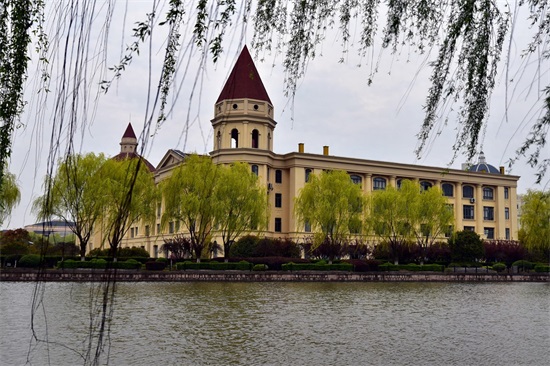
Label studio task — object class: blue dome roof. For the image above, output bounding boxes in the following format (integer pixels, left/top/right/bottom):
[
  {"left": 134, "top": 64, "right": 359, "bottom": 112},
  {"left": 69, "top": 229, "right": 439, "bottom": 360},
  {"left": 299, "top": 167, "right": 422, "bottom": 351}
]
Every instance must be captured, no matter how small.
[{"left": 467, "top": 152, "right": 501, "bottom": 174}]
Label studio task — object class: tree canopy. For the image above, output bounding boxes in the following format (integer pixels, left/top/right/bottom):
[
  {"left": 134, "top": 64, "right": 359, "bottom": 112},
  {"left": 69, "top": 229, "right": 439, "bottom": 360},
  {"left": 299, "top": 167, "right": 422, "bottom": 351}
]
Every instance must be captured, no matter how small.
[
  {"left": 0, "top": 172, "right": 20, "bottom": 226},
  {"left": 519, "top": 189, "right": 550, "bottom": 250}
]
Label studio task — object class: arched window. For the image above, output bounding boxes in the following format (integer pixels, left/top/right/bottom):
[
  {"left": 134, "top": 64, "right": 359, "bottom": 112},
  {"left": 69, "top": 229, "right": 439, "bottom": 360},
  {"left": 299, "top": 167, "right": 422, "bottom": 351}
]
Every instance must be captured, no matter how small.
[
  {"left": 305, "top": 168, "right": 312, "bottom": 182},
  {"left": 373, "top": 177, "right": 387, "bottom": 190},
  {"left": 251, "top": 165, "right": 259, "bottom": 176},
  {"left": 350, "top": 174, "right": 362, "bottom": 185},
  {"left": 420, "top": 181, "right": 433, "bottom": 191},
  {"left": 231, "top": 128, "right": 239, "bottom": 148},
  {"left": 483, "top": 187, "right": 494, "bottom": 200},
  {"left": 252, "top": 129, "right": 259, "bottom": 148},
  {"left": 442, "top": 183, "right": 454, "bottom": 197},
  {"left": 463, "top": 185, "right": 474, "bottom": 198},
  {"left": 216, "top": 131, "right": 221, "bottom": 149}
]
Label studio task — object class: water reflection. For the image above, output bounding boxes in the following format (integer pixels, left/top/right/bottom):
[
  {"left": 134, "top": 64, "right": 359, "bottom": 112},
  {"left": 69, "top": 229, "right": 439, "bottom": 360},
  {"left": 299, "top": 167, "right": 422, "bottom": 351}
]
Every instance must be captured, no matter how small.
[{"left": 1, "top": 282, "right": 548, "bottom": 365}]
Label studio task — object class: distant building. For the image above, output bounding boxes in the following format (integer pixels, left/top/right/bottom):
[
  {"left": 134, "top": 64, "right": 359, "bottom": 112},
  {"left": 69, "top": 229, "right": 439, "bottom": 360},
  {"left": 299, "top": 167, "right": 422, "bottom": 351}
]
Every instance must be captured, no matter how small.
[
  {"left": 90, "top": 46, "right": 520, "bottom": 257},
  {"left": 24, "top": 220, "right": 73, "bottom": 238}
]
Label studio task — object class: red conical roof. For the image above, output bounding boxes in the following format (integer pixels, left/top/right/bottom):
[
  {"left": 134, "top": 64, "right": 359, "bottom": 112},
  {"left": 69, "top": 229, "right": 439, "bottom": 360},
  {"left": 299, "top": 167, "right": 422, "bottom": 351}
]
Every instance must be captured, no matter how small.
[
  {"left": 122, "top": 123, "right": 136, "bottom": 139},
  {"left": 216, "top": 46, "right": 272, "bottom": 104}
]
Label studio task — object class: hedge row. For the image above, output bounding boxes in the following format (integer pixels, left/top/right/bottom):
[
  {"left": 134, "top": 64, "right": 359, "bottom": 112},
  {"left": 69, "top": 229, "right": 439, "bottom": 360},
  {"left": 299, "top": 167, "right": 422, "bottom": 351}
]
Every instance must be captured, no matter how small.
[
  {"left": 57, "top": 259, "right": 142, "bottom": 270},
  {"left": 176, "top": 261, "right": 253, "bottom": 271},
  {"left": 378, "top": 263, "right": 444, "bottom": 272},
  {"left": 281, "top": 262, "right": 354, "bottom": 272}
]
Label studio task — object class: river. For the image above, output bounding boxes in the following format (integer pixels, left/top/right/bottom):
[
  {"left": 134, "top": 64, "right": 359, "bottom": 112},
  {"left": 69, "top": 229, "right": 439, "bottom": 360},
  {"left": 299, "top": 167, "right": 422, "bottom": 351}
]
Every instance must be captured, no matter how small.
[{"left": 1, "top": 281, "right": 549, "bottom": 365}]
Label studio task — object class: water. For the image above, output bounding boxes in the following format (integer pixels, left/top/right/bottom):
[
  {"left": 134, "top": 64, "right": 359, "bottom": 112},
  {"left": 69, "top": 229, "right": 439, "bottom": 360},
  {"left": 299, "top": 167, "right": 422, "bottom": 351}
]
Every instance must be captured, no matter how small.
[{"left": 1, "top": 281, "right": 549, "bottom": 366}]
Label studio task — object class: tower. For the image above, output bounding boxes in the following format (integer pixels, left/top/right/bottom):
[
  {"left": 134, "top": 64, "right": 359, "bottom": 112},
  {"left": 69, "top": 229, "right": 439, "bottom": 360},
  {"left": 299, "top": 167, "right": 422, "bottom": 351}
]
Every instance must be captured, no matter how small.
[
  {"left": 120, "top": 123, "right": 138, "bottom": 154},
  {"left": 211, "top": 46, "right": 276, "bottom": 152}
]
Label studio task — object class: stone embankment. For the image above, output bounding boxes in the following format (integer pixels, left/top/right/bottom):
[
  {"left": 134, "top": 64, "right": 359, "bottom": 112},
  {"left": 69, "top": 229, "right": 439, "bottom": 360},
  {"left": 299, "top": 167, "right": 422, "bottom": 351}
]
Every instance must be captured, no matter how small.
[{"left": 1, "top": 269, "right": 548, "bottom": 282}]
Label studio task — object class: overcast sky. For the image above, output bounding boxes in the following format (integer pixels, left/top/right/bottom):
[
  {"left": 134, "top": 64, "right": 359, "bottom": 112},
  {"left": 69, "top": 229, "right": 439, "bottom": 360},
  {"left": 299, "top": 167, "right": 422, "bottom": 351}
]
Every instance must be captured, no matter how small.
[{"left": 4, "top": 1, "right": 549, "bottom": 230}]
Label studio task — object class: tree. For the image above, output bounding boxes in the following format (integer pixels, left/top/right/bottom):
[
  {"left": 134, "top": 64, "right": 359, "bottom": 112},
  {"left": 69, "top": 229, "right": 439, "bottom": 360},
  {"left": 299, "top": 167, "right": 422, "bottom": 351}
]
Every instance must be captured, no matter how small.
[
  {"left": 448, "top": 230, "right": 484, "bottom": 263},
  {"left": 367, "top": 185, "right": 414, "bottom": 264},
  {"left": 162, "top": 154, "right": 219, "bottom": 261},
  {"left": 0, "top": 228, "right": 32, "bottom": 256},
  {"left": 98, "top": 158, "right": 157, "bottom": 259},
  {"left": 294, "top": 170, "right": 365, "bottom": 261},
  {"left": 0, "top": 171, "right": 20, "bottom": 226},
  {"left": 215, "top": 162, "right": 268, "bottom": 259},
  {"left": 404, "top": 180, "right": 455, "bottom": 264},
  {"left": 519, "top": 190, "right": 550, "bottom": 251},
  {"left": 161, "top": 235, "right": 192, "bottom": 261},
  {"left": 33, "top": 153, "right": 107, "bottom": 260}
]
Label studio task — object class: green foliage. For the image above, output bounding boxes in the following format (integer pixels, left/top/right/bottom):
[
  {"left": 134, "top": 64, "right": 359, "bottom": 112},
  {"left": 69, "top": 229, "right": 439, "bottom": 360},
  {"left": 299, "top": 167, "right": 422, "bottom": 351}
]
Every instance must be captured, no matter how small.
[
  {"left": 230, "top": 235, "right": 259, "bottom": 258},
  {"left": 448, "top": 230, "right": 484, "bottom": 263},
  {"left": 492, "top": 263, "right": 506, "bottom": 272},
  {"left": 378, "top": 262, "right": 443, "bottom": 272},
  {"left": 146, "top": 261, "right": 167, "bottom": 271},
  {"left": 294, "top": 170, "right": 365, "bottom": 257},
  {"left": 0, "top": 228, "right": 32, "bottom": 255},
  {"left": 281, "top": 262, "right": 353, "bottom": 272},
  {"left": 512, "top": 260, "right": 535, "bottom": 271},
  {"left": 252, "top": 264, "right": 268, "bottom": 271},
  {"left": 519, "top": 190, "right": 550, "bottom": 251},
  {"left": 18, "top": 254, "right": 41, "bottom": 268},
  {"left": 534, "top": 264, "right": 550, "bottom": 273},
  {"left": 0, "top": 172, "right": 20, "bottom": 225}
]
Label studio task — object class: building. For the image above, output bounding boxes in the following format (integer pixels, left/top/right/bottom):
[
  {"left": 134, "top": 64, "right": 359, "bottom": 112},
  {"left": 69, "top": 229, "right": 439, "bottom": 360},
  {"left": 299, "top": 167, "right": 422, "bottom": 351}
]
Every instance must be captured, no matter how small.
[
  {"left": 24, "top": 220, "right": 74, "bottom": 238},
  {"left": 92, "top": 46, "right": 520, "bottom": 257}
]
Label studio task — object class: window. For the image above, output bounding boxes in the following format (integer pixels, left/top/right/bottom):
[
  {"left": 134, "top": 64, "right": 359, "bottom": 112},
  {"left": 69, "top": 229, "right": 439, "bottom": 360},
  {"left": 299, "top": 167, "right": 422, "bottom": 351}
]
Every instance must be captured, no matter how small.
[
  {"left": 484, "top": 227, "right": 495, "bottom": 239},
  {"left": 304, "top": 221, "right": 311, "bottom": 233},
  {"left": 483, "top": 206, "right": 494, "bottom": 221},
  {"left": 504, "top": 187, "right": 509, "bottom": 199},
  {"left": 350, "top": 174, "right": 362, "bottom": 186},
  {"left": 157, "top": 202, "right": 162, "bottom": 219},
  {"left": 275, "top": 218, "right": 282, "bottom": 232},
  {"left": 505, "top": 207, "right": 510, "bottom": 220},
  {"left": 156, "top": 223, "right": 161, "bottom": 235},
  {"left": 153, "top": 245, "right": 159, "bottom": 259},
  {"left": 251, "top": 165, "right": 259, "bottom": 176},
  {"left": 396, "top": 179, "right": 403, "bottom": 189},
  {"left": 464, "top": 226, "right": 475, "bottom": 232},
  {"left": 463, "top": 185, "right": 474, "bottom": 198},
  {"left": 216, "top": 131, "right": 221, "bottom": 149},
  {"left": 275, "top": 193, "right": 282, "bottom": 208},
  {"left": 251, "top": 129, "right": 259, "bottom": 148},
  {"left": 505, "top": 228, "right": 510, "bottom": 240},
  {"left": 169, "top": 221, "right": 174, "bottom": 234},
  {"left": 373, "top": 177, "right": 387, "bottom": 190},
  {"left": 305, "top": 168, "right": 312, "bottom": 182},
  {"left": 483, "top": 187, "right": 494, "bottom": 200},
  {"left": 134, "top": 227, "right": 138, "bottom": 236},
  {"left": 231, "top": 128, "right": 239, "bottom": 148},
  {"left": 442, "top": 183, "right": 454, "bottom": 197},
  {"left": 445, "top": 225, "right": 454, "bottom": 238},
  {"left": 130, "top": 228, "right": 135, "bottom": 238},
  {"left": 275, "top": 169, "right": 282, "bottom": 183},
  {"left": 175, "top": 220, "right": 180, "bottom": 233},
  {"left": 463, "top": 205, "right": 474, "bottom": 220},
  {"left": 145, "top": 225, "right": 150, "bottom": 237},
  {"left": 420, "top": 181, "right": 432, "bottom": 191}
]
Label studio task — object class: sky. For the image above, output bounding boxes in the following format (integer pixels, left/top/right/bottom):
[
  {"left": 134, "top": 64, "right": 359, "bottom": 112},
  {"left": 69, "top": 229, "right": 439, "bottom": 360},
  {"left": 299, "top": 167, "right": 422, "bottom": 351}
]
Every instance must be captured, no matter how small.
[{"left": 3, "top": 1, "right": 549, "bottom": 230}]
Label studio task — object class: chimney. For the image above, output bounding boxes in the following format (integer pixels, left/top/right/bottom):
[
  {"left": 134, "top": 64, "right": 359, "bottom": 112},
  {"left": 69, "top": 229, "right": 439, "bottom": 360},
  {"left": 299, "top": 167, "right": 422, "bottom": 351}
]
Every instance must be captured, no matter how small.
[
  {"left": 323, "top": 146, "right": 329, "bottom": 156},
  {"left": 298, "top": 143, "right": 304, "bottom": 153},
  {"left": 499, "top": 166, "right": 505, "bottom": 174}
]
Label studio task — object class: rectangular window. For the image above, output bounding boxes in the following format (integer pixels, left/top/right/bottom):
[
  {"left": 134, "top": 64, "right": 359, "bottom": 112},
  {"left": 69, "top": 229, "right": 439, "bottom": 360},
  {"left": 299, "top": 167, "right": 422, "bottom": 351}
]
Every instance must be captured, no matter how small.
[
  {"left": 169, "top": 221, "right": 174, "bottom": 234},
  {"left": 145, "top": 225, "right": 150, "bottom": 237},
  {"left": 135, "top": 227, "right": 138, "bottom": 236},
  {"left": 504, "top": 187, "right": 509, "bottom": 199},
  {"left": 157, "top": 203, "right": 162, "bottom": 219},
  {"left": 464, "top": 226, "right": 475, "bottom": 232},
  {"left": 483, "top": 206, "right": 494, "bottom": 221},
  {"left": 175, "top": 220, "right": 180, "bottom": 233},
  {"left": 483, "top": 187, "right": 494, "bottom": 200},
  {"left": 484, "top": 227, "right": 495, "bottom": 239},
  {"left": 505, "top": 207, "right": 510, "bottom": 220},
  {"left": 275, "top": 169, "right": 282, "bottom": 184},
  {"left": 505, "top": 228, "right": 510, "bottom": 240},
  {"left": 444, "top": 225, "right": 454, "bottom": 238},
  {"left": 304, "top": 221, "right": 311, "bottom": 233},
  {"left": 275, "top": 218, "right": 282, "bottom": 233},
  {"left": 275, "top": 193, "right": 282, "bottom": 208},
  {"left": 156, "top": 223, "right": 161, "bottom": 235},
  {"left": 463, "top": 205, "right": 474, "bottom": 220},
  {"left": 130, "top": 227, "right": 135, "bottom": 238}
]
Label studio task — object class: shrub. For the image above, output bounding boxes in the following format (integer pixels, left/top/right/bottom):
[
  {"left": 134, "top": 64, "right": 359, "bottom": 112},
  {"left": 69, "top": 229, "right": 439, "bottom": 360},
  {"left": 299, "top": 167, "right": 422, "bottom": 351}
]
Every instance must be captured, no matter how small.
[
  {"left": 58, "top": 259, "right": 79, "bottom": 269},
  {"left": 112, "top": 259, "right": 142, "bottom": 270},
  {"left": 156, "top": 257, "right": 169, "bottom": 263},
  {"left": 230, "top": 235, "right": 259, "bottom": 258},
  {"left": 448, "top": 231, "right": 484, "bottom": 263},
  {"left": 512, "top": 260, "right": 534, "bottom": 270},
  {"left": 146, "top": 261, "right": 167, "bottom": 271},
  {"left": 235, "top": 261, "right": 252, "bottom": 271},
  {"left": 18, "top": 254, "right": 42, "bottom": 268},
  {"left": 492, "top": 262, "right": 506, "bottom": 272},
  {"left": 534, "top": 264, "right": 550, "bottom": 273},
  {"left": 344, "top": 259, "right": 381, "bottom": 272},
  {"left": 252, "top": 264, "right": 268, "bottom": 271}
]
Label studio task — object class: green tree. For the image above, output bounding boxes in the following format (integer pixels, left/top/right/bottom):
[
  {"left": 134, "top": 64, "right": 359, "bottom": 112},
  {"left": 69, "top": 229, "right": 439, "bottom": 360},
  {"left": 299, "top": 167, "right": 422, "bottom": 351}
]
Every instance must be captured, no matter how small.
[
  {"left": 368, "top": 185, "right": 414, "bottom": 264},
  {"left": 99, "top": 158, "right": 157, "bottom": 259},
  {"left": 162, "top": 154, "right": 219, "bottom": 261},
  {"left": 519, "top": 190, "right": 550, "bottom": 251},
  {"left": 0, "top": 228, "right": 32, "bottom": 255},
  {"left": 294, "top": 170, "right": 365, "bottom": 260},
  {"left": 215, "top": 162, "right": 268, "bottom": 259},
  {"left": 448, "top": 230, "right": 484, "bottom": 263},
  {"left": 404, "top": 180, "right": 455, "bottom": 264},
  {"left": 0, "top": 172, "right": 20, "bottom": 226},
  {"left": 33, "top": 153, "right": 107, "bottom": 260}
]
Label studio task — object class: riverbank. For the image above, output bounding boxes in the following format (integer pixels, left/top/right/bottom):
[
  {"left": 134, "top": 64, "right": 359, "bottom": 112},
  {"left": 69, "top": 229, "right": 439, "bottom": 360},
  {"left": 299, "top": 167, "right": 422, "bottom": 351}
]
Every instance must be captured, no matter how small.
[{"left": 1, "top": 268, "right": 548, "bottom": 282}]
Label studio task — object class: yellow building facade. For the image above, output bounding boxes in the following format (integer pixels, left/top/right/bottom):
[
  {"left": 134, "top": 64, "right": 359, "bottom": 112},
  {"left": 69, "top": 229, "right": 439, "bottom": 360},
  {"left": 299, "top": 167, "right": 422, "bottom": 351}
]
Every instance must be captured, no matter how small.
[{"left": 91, "top": 46, "right": 519, "bottom": 257}]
